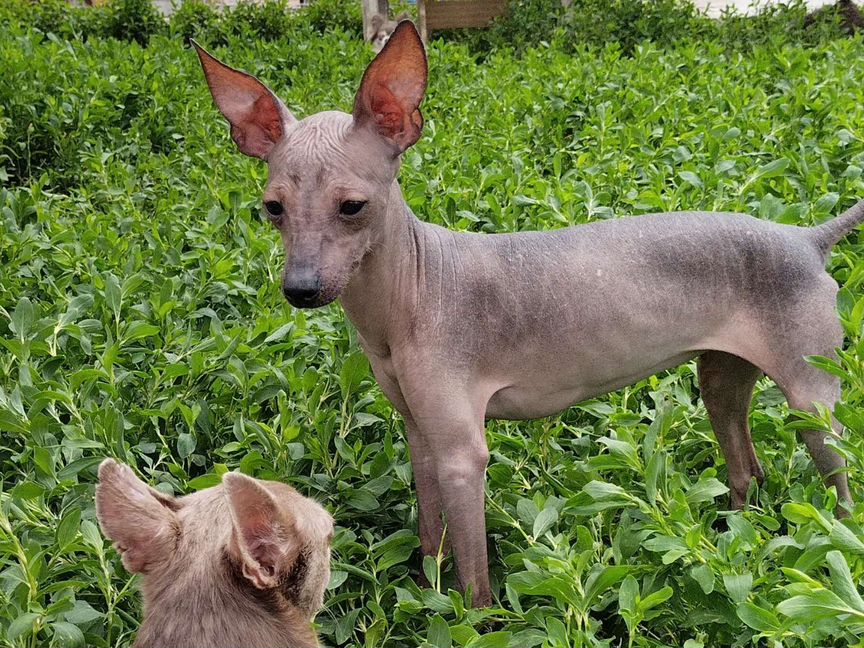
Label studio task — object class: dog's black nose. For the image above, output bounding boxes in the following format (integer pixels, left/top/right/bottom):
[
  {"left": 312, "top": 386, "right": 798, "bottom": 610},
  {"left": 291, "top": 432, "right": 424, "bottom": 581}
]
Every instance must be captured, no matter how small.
[{"left": 282, "top": 276, "right": 321, "bottom": 306}]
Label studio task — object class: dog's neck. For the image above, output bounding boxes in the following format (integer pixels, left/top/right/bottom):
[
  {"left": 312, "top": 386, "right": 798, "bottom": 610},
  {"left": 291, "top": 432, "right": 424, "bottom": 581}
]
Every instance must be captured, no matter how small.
[
  {"left": 136, "top": 577, "right": 316, "bottom": 648},
  {"left": 339, "top": 181, "right": 433, "bottom": 356}
]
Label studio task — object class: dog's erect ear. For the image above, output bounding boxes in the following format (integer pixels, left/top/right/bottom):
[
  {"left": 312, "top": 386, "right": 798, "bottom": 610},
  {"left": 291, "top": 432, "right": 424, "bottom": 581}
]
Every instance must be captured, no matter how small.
[
  {"left": 353, "top": 21, "right": 427, "bottom": 154},
  {"left": 223, "top": 473, "right": 300, "bottom": 590},
  {"left": 96, "top": 459, "right": 179, "bottom": 574},
  {"left": 192, "top": 40, "right": 296, "bottom": 160}
]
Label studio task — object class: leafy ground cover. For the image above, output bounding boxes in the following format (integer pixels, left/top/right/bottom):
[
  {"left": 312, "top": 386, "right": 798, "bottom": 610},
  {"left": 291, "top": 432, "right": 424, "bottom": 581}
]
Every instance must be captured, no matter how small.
[{"left": 1, "top": 3, "right": 864, "bottom": 647}]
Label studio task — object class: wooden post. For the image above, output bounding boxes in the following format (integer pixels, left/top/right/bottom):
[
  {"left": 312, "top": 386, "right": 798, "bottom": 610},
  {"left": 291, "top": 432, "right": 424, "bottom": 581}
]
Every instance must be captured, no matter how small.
[
  {"left": 361, "top": 0, "right": 390, "bottom": 41},
  {"left": 417, "top": 0, "right": 428, "bottom": 42}
]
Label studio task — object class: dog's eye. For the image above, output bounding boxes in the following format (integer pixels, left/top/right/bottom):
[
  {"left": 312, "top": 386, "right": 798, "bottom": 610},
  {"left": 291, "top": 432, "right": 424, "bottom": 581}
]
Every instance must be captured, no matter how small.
[
  {"left": 264, "top": 201, "right": 284, "bottom": 218},
  {"left": 339, "top": 200, "right": 366, "bottom": 216}
]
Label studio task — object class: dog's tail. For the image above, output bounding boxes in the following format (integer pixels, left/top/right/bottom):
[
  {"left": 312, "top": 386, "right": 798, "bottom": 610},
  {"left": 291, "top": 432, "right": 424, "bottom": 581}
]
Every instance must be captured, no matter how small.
[{"left": 810, "top": 198, "right": 864, "bottom": 256}]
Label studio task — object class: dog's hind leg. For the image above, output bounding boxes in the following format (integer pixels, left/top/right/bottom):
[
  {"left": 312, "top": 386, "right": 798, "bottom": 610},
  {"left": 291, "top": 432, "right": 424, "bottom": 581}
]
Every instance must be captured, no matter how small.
[
  {"left": 698, "top": 351, "right": 765, "bottom": 509},
  {"left": 744, "top": 285, "right": 852, "bottom": 511},
  {"left": 772, "top": 353, "right": 851, "bottom": 508}
]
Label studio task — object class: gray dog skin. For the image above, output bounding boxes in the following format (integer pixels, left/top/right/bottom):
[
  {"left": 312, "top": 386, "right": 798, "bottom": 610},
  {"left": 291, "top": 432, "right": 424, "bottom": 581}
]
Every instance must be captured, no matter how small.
[{"left": 194, "top": 22, "right": 862, "bottom": 607}]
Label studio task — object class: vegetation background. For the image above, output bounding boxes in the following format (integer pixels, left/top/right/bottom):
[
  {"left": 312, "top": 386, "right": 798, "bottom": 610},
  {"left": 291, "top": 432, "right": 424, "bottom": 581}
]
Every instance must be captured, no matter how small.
[{"left": 1, "top": 0, "right": 864, "bottom": 646}]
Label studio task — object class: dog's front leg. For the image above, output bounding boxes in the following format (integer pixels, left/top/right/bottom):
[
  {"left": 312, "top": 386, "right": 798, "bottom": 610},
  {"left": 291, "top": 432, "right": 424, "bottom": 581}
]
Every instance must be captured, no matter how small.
[
  {"left": 410, "top": 403, "right": 491, "bottom": 607},
  {"left": 404, "top": 417, "right": 448, "bottom": 564}
]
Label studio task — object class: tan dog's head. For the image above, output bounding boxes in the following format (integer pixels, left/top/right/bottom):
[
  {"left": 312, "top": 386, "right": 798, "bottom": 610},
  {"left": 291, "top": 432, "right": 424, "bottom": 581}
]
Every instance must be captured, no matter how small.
[
  {"left": 96, "top": 459, "right": 333, "bottom": 647},
  {"left": 193, "top": 21, "right": 427, "bottom": 309},
  {"left": 369, "top": 13, "right": 412, "bottom": 52}
]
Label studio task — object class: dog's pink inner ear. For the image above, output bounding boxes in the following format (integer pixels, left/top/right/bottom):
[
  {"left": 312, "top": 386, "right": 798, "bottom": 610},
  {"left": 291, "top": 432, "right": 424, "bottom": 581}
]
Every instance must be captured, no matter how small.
[
  {"left": 354, "top": 21, "right": 427, "bottom": 153},
  {"left": 224, "top": 473, "right": 298, "bottom": 589},
  {"left": 193, "top": 41, "right": 293, "bottom": 160}
]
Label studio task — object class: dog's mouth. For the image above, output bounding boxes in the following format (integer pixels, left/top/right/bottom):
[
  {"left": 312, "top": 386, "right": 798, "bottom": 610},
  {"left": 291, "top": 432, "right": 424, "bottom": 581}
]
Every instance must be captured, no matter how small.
[{"left": 284, "top": 292, "right": 338, "bottom": 309}]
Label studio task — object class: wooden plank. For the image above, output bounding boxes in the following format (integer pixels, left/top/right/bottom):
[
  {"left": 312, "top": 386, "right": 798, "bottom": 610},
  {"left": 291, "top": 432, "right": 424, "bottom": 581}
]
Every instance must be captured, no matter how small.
[
  {"left": 423, "top": 0, "right": 506, "bottom": 31},
  {"left": 418, "top": 0, "right": 428, "bottom": 42}
]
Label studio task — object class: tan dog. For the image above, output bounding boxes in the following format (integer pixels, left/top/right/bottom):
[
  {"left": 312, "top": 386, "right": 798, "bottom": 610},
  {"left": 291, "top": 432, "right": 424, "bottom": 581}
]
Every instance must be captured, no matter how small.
[
  {"left": 368, "top": 12, "right": 412, "bottom": 52},
  {"left": 96, "top": 459, "right": 333, "bottom": 648}
]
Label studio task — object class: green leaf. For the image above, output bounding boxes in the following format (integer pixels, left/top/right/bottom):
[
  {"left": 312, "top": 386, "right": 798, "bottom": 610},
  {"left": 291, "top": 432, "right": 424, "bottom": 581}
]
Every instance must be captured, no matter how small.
[
  {"left": 777, "top": 589, "right": 864, "bottom": 622},
  {"left": 825, "top": 551, "right": 864, "bottom": 613},
  {"left": 685, "top": 478, "right": 728, "bottom": 505},
  {"left": 640, "top": 586, "right": 673, "bottom": 610},
  {"left": 583, "top": 480, "right": 627, "bottom": 500},
  {"left": 177, "top": 433, "right": 196, "bottom": 459},
  {"left": 50, "top": 621, "right": 85, "bottom": 647},
  {"left": 723, "top": 573, "right": 752, "bottom": 604},
  {"left": 781, "top": 503, "right": 833, "bottom": 533},
  {"left": 736, "top": 601, "right": 780, "bottom": 632},
  {"left": 465, "top": 632, "right": 513, "bottom": 648},
  {"left": 812, "top": 192, "right": 839, "bottom": 216},
  {"left": 507, "top": 572, "right": 576, "bottom": 606},
  {"left": 423, "top": 555, "right": 438, "bottom": 589},
  {"left": 427, "top": 614, "right": 451, "bottom": 648},
  {"left": 516, "top": 498, "right": 539, "bottom": 527},
  {"left": 644, "top": 448, "right": 664, "bottom": 505},
  {"left": 64, "top": 600, "right": 102, "bottom": 625},
  {"left": 742, "top": 158, "right": 789, "bottom": 191},
  {"left": 186, "top": 473, "right": 222, "bottom": 490},
  {"left": 103, "top": 272, "right": 121, "bottom": 320},
  {"left": 508, "top": 629, "right": 547, "bottom": 648},
  {"left": 7, "top": 612, "right": 40, "bottom": 642},
  {"left": 346, "top": 489, "right": 378, "bottom": 511},
  {"left": 10, "top": 297, "right": 35, "bottom": 340},
  {"left": 55, "top": 509, "right": 81, "bottom": 551},
  {"left": 830, "top": 521, "right": 864, "bottom": 555},
  {"left": 122, "top": 321, "right": 160, "bottom": 342},
  {"left": 339, "top": 352, "right": 369, "bottom": 397},
  {"left": 585, "top": 565, "right": 630, "bottom": 603},
  {"left": 12, "top": 480, "right": 45, "bottom": 500},
  {"left": 532, "top": 506, "right": 558, "bottom": 538},
  {"left": 80, "top": 520, "right": 103, "bottom": 551},
  {"left": 690, "top": 564, "right": 714, "bottom": 595},
  {"left": 619, "top": 575, "right": 638, "bottom": 614},
  {"left": 678, "top": 171, "right": 702, "bottom": 188}
]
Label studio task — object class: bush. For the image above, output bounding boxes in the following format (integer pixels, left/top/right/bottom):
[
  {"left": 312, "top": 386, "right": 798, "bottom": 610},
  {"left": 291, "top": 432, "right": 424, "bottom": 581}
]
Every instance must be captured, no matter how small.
[
  {"left": 97, "top": 0, "right": 167, "bottom": 44},
  {"left": 302, "top": 0, "right": 363, "bottom": 36},
  {"left": 222, "top": 0, "right": 297, "bottom": 40},
  {"left": 169, "top": 0, "right": 225, "bottom": 45},
  {"left": 561, "top": 0, "right": 703, "bottom": 53},
  {"left": 441, "top": 0, "right": 849, "bottom": 54}
]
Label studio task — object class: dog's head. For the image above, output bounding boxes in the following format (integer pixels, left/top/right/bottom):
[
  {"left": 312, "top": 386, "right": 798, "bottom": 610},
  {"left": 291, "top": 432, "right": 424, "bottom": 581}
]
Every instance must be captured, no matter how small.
[
  {"left": 369, "top": 13, "right": 412, "bottom": 52},
  {"left": 194, "top": 21, "right": 427, "bottom": 309},
  {"left": 96, "top": 459, "right": 333, "bottom": 646}
]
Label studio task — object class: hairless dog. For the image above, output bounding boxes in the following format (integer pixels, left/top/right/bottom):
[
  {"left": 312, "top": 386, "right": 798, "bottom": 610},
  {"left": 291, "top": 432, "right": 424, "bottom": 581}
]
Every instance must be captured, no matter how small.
[{"left": 194, "top": 22, "right": 862, "bottom": 607}]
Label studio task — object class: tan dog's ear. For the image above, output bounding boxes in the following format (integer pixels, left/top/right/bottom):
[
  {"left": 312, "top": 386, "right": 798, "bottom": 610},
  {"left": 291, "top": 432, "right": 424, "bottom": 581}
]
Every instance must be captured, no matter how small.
[
  {"left": 192, "top": 40, "right": 296, "bottom": 160},
  {"left": 223, "top": 473, "right": 300, "bottom": 589},
  {"left": 96, "top": 459, "right": 179, "bottom": 574},
  {"left": 353, "top": 21, "right": 427, "bottom": 154}
]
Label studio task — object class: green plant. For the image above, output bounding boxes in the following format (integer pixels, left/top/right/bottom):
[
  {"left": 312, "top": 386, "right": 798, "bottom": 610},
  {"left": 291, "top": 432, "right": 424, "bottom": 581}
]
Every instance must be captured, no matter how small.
[
  {"left": 223, "top": 0, "right": 299, "bottom": 40},
  {"left": 169, "top": 0, "right": 225, "bottom": 46},
  {"left": 302, "top": 0, "right": 363, "bottom": 36},
  {"left": 99, "top": 0, "right": 167, "bottom": 45},
  {"left": 0, "top": 7, "right": 863, "bottom": 648}
]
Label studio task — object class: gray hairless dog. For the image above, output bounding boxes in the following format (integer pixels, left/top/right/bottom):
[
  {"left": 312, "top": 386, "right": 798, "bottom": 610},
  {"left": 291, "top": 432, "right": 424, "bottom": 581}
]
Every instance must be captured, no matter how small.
[{"left": 194, "top": 22, "right": 862, "bottom": 607}]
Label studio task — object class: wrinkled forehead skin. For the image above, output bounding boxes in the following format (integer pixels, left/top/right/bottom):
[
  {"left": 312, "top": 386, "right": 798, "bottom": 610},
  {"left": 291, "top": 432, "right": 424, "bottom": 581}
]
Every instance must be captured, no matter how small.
[{"left": 266, "top": 111, "right": 400, "bottom": 190}]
